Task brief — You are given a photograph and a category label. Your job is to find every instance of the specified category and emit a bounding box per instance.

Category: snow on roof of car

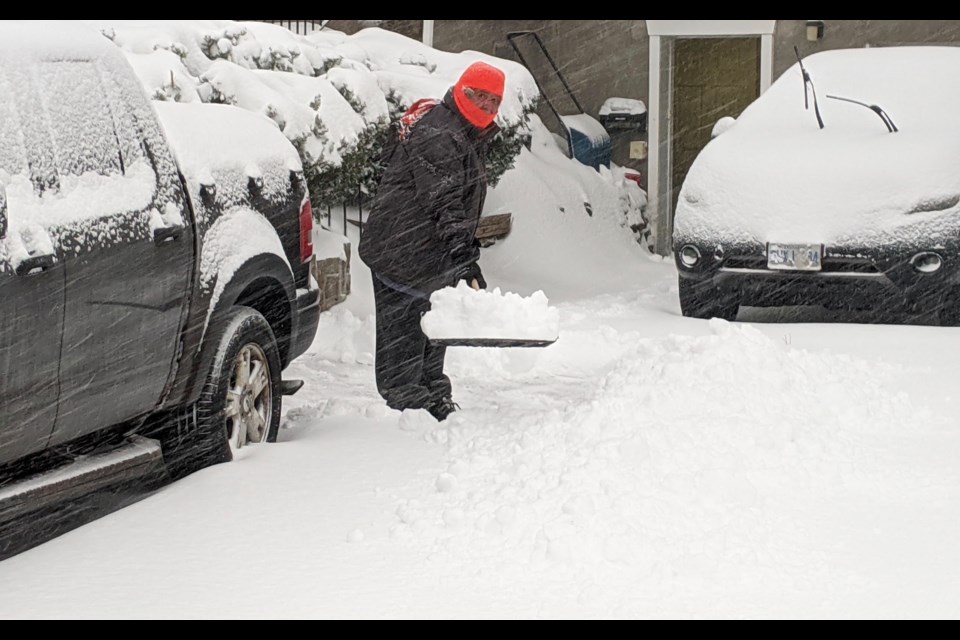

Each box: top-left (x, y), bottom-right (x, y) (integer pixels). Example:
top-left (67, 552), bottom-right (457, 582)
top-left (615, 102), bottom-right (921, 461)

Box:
top-left (0, 20), bottom-right (118, 60)
top-left (674, 46), bottom-right (960, 249)
top-left (153, 100), bottom-right (302, 189)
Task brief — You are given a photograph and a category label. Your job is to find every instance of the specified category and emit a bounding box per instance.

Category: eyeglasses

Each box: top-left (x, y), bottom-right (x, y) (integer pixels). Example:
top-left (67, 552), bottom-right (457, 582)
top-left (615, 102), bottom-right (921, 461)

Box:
top-left (463, 87), bottom-right (502, 114)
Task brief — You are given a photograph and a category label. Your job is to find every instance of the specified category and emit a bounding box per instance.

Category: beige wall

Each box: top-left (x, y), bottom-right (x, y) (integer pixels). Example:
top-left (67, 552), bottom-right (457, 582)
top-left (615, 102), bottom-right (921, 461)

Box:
top-left (774, 20), bottom-right (960, 78)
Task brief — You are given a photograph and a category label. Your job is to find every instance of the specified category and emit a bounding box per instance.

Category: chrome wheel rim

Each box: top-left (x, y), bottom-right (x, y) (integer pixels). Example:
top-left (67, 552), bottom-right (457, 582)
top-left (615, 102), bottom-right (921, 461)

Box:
top-left (223, 343), bottom-right (272, 450)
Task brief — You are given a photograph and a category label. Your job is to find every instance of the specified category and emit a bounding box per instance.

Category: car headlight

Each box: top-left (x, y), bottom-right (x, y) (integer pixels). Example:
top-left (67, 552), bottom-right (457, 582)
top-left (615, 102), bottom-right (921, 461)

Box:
top-left (911, 252), bottom-right (943, 274)
top-left (679, 245), bottom-right (701, 268)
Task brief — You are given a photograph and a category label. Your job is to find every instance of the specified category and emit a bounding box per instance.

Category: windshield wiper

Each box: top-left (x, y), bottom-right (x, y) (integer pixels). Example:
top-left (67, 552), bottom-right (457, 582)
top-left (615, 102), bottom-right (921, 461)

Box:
top-left (824, 94), bottom-right (898, 133)
top-left (795, 46), bottom-right (824, 129)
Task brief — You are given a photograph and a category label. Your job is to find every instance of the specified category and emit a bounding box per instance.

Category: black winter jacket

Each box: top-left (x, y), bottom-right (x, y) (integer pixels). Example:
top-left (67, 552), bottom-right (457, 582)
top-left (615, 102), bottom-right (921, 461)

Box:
top-left (358, 90), bottom-right (497, 293)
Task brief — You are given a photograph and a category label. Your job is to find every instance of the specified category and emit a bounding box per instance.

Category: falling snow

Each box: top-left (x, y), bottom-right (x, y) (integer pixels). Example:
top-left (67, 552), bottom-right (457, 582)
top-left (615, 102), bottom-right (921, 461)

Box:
top-left (2, 21), bottom-right (960, 621)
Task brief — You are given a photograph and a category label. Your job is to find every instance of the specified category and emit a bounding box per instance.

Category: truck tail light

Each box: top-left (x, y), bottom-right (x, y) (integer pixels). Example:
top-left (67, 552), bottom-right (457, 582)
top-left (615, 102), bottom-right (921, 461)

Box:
top-left (300, 199), bottom-right (314, 264)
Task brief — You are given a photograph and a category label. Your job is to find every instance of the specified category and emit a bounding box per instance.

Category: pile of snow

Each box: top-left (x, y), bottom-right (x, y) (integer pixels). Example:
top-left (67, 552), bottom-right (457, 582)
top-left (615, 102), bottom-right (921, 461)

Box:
top-left (482, 115), bottom-right (649, 299)
top-left (388, 320), bottom-right (927, 603)
top-left (421, 281), bottom-right (559, 342)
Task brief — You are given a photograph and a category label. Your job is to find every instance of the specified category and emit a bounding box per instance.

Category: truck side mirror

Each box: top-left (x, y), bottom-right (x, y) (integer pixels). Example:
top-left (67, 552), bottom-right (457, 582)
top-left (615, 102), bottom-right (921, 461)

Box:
top-left (0, 185), bottom-right (7, 239)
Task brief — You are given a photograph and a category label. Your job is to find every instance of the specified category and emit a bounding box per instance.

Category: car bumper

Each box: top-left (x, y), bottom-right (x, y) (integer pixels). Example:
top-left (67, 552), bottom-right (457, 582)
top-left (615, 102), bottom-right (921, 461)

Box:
top-left (676, 245), bottom-right (960, 311)
top-left (289, 284), bottom-right (320, 363)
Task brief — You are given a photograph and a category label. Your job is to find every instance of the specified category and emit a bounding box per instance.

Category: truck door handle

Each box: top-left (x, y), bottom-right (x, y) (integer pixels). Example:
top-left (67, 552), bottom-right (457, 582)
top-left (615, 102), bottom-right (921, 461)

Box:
top-left (15, 253), bottom-right (57, 276)
top-left (154, 225), bottom-right (184, 245)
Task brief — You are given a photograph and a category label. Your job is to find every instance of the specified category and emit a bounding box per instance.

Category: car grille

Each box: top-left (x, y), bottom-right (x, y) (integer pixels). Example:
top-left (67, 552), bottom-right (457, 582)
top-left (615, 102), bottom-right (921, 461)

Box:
top-left (821, 258), bottom-right (880, 274)
top-left (721, 255), bottom-right (881, 274)
top-left (721, 256), bottom-right (766, 270)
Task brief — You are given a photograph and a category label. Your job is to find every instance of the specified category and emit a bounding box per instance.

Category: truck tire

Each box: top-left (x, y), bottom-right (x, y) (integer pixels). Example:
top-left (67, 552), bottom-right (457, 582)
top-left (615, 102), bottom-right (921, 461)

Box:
top-left (163, 306), bottom-right (283, 479)
top-left (679, 276), bottom-right (740, 321)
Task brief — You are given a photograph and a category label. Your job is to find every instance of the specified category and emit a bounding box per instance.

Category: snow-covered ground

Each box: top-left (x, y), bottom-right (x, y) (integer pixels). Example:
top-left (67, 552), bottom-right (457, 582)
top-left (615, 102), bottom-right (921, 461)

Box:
top-left (1, 20), bottom-right (958, 619)
top-left (2, 93), bottom-right (960, 618)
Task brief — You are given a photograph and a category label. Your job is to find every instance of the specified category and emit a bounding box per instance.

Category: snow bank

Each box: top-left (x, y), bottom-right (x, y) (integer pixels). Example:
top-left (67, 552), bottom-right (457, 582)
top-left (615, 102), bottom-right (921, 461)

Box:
top-left (89, 21), bottom-right (539, 176)
top-left (389, 320), bottom-right (925, 599)
top-left (482, 115), bottom-right (649, 299)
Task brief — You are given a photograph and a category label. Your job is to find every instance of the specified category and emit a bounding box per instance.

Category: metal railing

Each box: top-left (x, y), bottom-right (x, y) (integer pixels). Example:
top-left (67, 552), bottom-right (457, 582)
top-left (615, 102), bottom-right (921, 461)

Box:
top-left (321, 185), bottom-right (366, 237)
top-left (242, 20), bottom-right (328, 35)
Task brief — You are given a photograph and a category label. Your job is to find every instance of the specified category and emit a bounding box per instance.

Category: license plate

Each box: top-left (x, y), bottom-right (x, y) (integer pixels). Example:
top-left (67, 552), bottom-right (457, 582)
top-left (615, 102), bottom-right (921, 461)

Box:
top-left (767, 243), bottom-right (822, 271)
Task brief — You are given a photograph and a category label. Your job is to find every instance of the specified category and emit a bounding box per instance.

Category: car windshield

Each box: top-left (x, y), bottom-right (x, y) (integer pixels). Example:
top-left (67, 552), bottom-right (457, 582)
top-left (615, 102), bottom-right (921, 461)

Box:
top-left (737, 47), bottom-right (958, 134)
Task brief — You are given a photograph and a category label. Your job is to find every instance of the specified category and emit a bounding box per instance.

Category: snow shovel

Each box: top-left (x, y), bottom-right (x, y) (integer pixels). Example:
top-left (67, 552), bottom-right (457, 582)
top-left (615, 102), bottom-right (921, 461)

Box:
top-left (428, 337), bottom-right (558, 348)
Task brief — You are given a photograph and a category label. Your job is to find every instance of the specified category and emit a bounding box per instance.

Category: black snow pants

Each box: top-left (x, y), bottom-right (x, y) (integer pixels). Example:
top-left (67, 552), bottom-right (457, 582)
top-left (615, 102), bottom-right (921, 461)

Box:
top-left (372, 274), bottom-right (452, 410)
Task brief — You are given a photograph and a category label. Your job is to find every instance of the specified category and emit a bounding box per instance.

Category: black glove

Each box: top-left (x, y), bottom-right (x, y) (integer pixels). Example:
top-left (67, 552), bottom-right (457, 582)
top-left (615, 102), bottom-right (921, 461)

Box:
top-left (459, 262), bottom-right (487, 290)
top-left (450, 237), bottom-right (481, 267)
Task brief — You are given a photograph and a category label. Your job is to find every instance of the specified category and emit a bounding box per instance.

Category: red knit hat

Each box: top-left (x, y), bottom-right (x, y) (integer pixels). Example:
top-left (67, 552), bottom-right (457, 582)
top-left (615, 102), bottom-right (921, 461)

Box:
top-left (453, 61), bottom-right (505, 129)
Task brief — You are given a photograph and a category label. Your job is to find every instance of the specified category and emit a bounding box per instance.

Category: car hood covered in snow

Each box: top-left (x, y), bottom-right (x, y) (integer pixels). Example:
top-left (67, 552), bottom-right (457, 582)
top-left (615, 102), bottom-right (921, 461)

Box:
top-left (674, 46), bottom-right (960, 250)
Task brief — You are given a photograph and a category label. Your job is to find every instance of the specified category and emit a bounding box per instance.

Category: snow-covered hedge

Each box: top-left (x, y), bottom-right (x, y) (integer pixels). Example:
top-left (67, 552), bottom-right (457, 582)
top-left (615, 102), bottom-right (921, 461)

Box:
top-left (89, 20), bottom-right (540, 214)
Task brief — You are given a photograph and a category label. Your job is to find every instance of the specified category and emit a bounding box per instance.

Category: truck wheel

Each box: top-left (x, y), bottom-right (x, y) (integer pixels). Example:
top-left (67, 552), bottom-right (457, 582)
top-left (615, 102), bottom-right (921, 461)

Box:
top-left (164, 307), bottom-right (282, 479)
top-left (679, 276), bottom-right (740, 321)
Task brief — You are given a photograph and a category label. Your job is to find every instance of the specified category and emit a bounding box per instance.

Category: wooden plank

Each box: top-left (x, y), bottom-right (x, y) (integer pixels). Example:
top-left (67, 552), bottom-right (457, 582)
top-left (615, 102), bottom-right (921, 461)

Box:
top-left (475, 212), bottom-right (512, 241)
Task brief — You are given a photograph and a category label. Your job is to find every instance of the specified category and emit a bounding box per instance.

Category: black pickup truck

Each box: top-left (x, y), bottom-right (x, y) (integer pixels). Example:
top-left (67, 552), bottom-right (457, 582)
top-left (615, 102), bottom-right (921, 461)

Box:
top-left (0, 23), bottom-right (321, 534)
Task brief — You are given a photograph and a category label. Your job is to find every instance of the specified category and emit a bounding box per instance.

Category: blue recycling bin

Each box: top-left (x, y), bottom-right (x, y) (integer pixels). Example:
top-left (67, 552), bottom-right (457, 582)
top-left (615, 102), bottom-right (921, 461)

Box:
top-left (560, 114), bottom-right (612, 171)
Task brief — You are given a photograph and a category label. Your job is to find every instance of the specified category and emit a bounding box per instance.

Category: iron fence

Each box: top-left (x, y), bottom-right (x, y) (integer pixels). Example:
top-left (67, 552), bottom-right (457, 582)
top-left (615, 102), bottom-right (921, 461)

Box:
top-left (242, 20), bottom-right (328, 35)
top-left (321, 186), bottom-right (367, 237)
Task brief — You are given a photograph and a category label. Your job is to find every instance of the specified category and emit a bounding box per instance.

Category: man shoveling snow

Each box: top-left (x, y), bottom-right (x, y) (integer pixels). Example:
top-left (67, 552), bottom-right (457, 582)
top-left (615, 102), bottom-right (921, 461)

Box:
top-left (358, 61), bottom-right (505, 421)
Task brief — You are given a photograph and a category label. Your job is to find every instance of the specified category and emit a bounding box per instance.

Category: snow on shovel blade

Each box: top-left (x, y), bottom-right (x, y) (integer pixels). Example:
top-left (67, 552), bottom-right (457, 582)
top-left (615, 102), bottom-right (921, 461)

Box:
top-left (422, 283), bottom-right (560, 349)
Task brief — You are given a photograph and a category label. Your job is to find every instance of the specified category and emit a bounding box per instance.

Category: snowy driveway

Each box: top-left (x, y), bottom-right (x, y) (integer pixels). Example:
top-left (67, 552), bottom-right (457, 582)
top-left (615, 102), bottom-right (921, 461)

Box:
top-left (2, 253), bottom-right (959, 619)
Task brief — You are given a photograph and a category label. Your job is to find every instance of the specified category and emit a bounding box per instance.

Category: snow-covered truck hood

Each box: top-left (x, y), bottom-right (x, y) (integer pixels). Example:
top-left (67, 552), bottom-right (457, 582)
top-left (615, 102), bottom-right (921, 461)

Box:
top-left (674, 46), bottom-right (960, 250)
